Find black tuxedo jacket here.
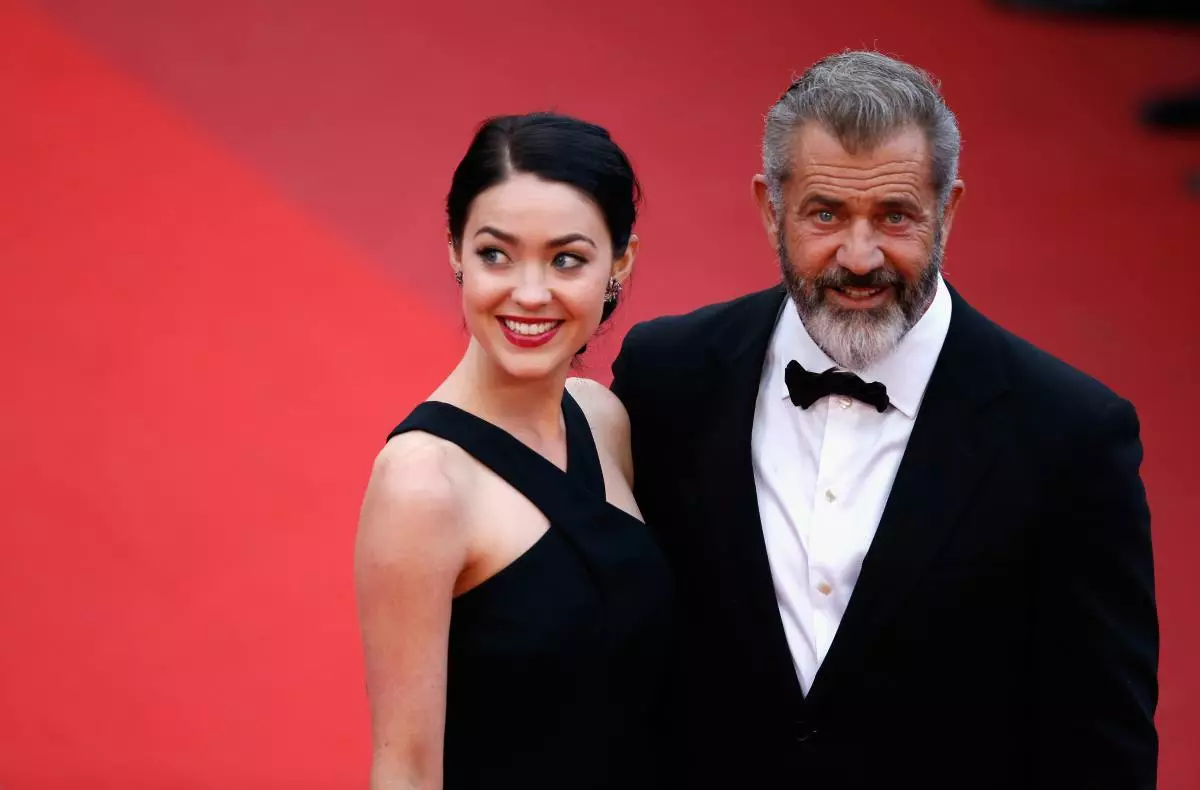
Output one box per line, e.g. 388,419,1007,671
611,283,1158,789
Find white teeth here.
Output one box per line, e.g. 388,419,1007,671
503,319,558,336
839,287,882,298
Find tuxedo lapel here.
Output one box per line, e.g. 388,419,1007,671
690,285,805,706
806,286,1012,708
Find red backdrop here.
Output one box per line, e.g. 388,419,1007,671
2,0,1197,786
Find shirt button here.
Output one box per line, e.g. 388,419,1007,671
839,396,852,409
824,489,836,503
816,582,833,596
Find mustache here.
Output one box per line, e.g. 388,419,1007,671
810,267,903,290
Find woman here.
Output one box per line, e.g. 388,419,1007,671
354,113,676,789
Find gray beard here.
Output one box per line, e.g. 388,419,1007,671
778,227,942,371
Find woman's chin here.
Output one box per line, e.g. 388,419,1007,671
489,343,575,381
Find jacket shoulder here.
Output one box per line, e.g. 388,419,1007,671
998,326,1128,420
948,286,1130,428
620,286,784,363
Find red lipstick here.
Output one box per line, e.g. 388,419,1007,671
497,317,563,348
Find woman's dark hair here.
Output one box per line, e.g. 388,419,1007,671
447,112,641,327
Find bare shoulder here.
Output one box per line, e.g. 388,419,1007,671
566,377,633,484
368,433,460,514
566,376,630,437
355,432,468,570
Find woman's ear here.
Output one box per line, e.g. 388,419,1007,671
611,234,638,284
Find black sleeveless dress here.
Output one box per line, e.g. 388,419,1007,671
387,393,677,789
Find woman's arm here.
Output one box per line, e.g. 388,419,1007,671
354,437,467,790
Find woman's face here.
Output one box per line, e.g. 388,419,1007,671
452,173,635,381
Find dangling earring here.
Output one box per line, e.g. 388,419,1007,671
604,277,622,303
454,270,463,286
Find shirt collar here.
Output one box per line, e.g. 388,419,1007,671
769,274,952,418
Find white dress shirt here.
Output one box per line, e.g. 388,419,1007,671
750,275,952,694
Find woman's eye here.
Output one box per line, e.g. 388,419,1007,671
477,247,507,265
553,252,586,269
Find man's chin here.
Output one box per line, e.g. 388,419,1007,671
800,306,908,370
807,296,898,327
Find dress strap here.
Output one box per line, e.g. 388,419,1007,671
562,391,606,498
386,395,602,527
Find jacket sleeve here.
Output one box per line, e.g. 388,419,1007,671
610,322,652,504
1036,397,1159,789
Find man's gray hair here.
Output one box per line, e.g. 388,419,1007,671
763,50,961,212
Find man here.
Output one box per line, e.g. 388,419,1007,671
611,51,1158,789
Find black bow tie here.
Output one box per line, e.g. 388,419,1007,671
785,360,890,413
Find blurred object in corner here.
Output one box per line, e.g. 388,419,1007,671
994,0,1200,22
1142,88,1200,132
993,0,1200,162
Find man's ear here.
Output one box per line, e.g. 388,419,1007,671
752,175,781,248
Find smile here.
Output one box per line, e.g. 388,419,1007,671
497,317,564,348
826,285,893,309
501,318,562,335
839,286,882,297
